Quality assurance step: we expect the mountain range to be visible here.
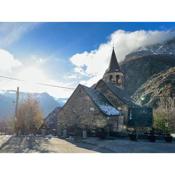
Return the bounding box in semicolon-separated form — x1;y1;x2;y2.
132;67;175;107
120;38;175;99
0;90;66;119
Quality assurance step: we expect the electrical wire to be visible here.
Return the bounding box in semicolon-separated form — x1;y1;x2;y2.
0;75;75;90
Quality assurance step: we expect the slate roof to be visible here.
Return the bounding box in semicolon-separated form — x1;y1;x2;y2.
105;48;120;73
96;80;138;107
80;85;120;117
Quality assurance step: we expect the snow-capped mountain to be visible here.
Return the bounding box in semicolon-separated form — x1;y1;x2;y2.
0;90;66;119
120;38;175;96
125;38;175;61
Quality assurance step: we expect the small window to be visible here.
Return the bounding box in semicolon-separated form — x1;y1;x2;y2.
109;75;113;81
90;107;95;111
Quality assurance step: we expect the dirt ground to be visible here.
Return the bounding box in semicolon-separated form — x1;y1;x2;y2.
0;135;175;153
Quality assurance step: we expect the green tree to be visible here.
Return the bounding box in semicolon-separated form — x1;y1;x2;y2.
154;97;175;133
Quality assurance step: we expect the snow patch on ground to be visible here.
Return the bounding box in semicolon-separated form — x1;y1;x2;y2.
0;135;11;147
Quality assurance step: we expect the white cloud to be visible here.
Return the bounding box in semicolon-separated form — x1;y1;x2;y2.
0;49;74;98
0;49;22;73
74;67;86;75
70;30;175;86
0;22;74;98
66;74;79;79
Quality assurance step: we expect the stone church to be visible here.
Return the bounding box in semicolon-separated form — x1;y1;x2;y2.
56;48;141;136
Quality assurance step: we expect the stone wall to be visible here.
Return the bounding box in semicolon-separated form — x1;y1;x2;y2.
95;81;128;108
95;81;128;125
57;85;121;135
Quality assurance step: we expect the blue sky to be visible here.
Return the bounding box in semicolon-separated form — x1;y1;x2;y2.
0;22;175;98
8;22;175;57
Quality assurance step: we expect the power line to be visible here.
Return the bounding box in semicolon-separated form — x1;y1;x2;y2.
0;75;23;81
37;82;75;90
0;75;75;90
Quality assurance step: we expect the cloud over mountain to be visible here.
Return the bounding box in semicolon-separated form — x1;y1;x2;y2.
70;30;175;86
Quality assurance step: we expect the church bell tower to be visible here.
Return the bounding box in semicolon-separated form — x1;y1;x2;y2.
103;48;124;88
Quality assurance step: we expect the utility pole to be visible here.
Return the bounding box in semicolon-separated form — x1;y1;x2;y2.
15;87;19;135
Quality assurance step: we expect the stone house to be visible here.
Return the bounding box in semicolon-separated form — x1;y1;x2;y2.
57;84;122;136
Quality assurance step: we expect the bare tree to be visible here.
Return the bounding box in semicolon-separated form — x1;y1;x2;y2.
15;95;44;135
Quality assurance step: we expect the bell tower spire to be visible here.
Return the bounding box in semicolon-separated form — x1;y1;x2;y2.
107;47;120;73
103;47;124;88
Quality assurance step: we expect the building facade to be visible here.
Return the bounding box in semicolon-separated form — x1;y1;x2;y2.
56;48;140;136
57;84;123;136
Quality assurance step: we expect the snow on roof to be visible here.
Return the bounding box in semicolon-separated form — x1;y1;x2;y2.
82;85;120;116
99;104;120;116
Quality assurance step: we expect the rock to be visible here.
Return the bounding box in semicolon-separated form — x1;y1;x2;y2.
132;67;175;108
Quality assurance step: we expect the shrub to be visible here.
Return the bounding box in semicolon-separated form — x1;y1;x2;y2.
153;97;175;134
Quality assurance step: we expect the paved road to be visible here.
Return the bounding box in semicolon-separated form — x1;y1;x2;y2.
0;136;112;153
83;137;175;153
1;136;175;153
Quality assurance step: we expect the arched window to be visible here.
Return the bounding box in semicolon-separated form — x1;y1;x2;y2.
116;75;120;83
109;75;113;81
